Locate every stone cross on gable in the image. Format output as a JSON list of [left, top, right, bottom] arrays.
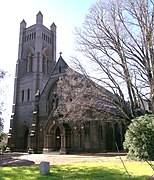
[[59, 52, 62, 57]]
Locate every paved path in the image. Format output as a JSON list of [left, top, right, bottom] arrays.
[[0, 152, 127, 167]]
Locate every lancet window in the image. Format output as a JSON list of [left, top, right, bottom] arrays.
[[50, 92, 59, 111], [42, 54, 48, 74], [26, 52, 33, 73]]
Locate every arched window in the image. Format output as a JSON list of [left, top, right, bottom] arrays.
[[56, 98, 59, 109], [22, 90, 24, 102], [42, 55, 48, 74], [27, 35, 29, 41], [27, 89, 30, 101], [59, 66, 62, 73], [26, 52, 33, 73], [34, 32, 36, 39], [51, 93, 59, 110]]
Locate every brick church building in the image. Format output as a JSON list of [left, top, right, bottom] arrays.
[[8, 12, 125, 154]]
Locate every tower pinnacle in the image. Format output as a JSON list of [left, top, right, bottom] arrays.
[[20, 19, 26, 29], [36, 11, 43, 24]]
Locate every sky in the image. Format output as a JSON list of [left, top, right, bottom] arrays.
[[0, 0, 97, 132]]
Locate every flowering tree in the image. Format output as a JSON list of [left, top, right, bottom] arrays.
[[53, 68, 129, 125]]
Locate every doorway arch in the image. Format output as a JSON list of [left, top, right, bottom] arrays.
[[43, 122, 67, 153], [55, 127, 61, 150], [19, 125, 29, 152], [23, 129, 29, 151]]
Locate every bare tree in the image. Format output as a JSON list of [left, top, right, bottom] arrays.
[[73, 0, 154, 117], [0, 70, 6, 132]]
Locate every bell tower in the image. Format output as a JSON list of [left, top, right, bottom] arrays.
[[9, 12, 57, 152]]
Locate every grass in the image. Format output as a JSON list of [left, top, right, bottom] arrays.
[[0, 161, 153, 180]]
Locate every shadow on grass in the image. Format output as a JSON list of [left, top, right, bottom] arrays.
[[0, 157, 34, 167], [0, 165, 149, 180]]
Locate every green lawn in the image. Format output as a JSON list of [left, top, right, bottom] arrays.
[[0, 161, 153, 180]]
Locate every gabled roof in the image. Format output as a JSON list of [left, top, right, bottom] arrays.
[[40, 55, 68, 99], [51, 54, 68, 76]]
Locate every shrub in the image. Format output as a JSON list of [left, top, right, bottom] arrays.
[[0, 132, 7, 153], [123, 114, 154, 160]]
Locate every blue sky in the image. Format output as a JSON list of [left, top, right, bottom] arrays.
[[0, 0, 97, 132]]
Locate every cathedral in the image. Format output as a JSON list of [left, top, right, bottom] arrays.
[[8, 12, 125, 154]]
